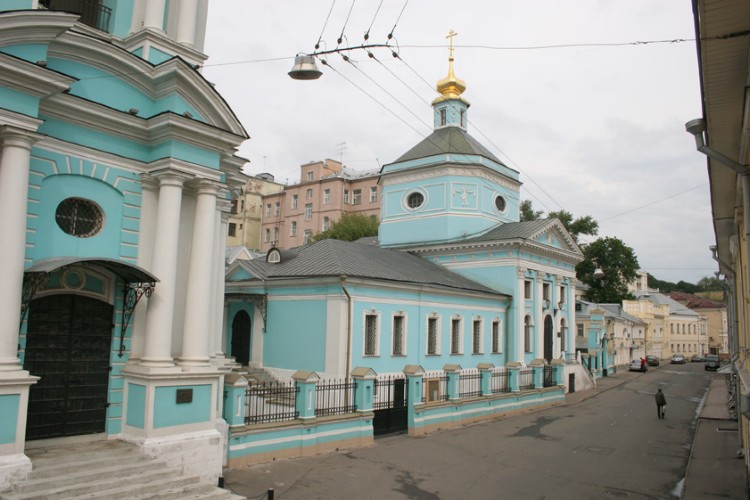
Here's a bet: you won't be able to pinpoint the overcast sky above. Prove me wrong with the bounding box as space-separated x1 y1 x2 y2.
203 0 715 285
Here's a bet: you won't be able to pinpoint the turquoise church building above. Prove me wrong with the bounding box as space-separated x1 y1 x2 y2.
0 0 248 490
225 48 583 389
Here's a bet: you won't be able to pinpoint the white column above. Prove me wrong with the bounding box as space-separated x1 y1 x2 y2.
176 0 199 46
179 181 218 366
131 176 158 360
567 280 576 360
141 173 186 368
0 132 37 372
515 268 526 363
211 204 230 360
143 0 167 30
535 273 543 358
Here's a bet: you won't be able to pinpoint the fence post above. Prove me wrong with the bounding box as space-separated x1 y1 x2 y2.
351 367 377 413
223 373 248 426
551 358 565 385
443 364 462 401
477 363 493 396
530 359 545 388
506 361 521 392
403 365 425 434
292 370 320 420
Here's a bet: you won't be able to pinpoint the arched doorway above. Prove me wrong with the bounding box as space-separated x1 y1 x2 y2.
24 294 113 440
231 310 251 366
543 315 554 362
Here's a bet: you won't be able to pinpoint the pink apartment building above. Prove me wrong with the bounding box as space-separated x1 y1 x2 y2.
260 159 380 251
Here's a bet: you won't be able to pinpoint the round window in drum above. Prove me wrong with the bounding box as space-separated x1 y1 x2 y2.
494 195 506 212
407 191 425 209
55 197 104 238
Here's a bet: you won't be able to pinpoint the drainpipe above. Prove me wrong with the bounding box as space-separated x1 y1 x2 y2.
340 276 352 380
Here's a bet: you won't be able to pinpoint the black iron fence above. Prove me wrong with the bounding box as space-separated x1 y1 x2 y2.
315 379 357 417
458 371 482 398
519 368 535 390
543 365 555 387
245 381 299 424
491 369 510 394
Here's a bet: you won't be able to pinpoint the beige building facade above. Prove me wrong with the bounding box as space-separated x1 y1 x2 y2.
227 173 285 251
259 159 380 251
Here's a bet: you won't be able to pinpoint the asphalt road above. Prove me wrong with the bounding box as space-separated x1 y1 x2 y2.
226 362 713 500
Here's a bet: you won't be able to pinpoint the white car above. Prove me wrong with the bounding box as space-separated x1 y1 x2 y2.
629 359 646 372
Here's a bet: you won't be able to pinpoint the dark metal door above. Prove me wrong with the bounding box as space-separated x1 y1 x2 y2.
373 377 407 436
231 310 251 365
544 315 554 362
24 295 113 440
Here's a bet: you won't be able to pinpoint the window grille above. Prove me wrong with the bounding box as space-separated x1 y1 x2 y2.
364 314 378 356
472 320 482 354
427 317 438 354
55 197 103 238
451 318 461 354
393 316 404 355
491 321 500 353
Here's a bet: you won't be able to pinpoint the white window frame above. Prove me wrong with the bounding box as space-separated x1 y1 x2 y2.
307 171 313 181
290 221 297 237
524 315 532 353
352 189 362 205
304 203 313 220
427 315 440 355
369 186 377 203
524 280 532 299
472 318 483 354
392 314 406 356
273 227 279 243
451 316 463 355
264 228 270 243
323 189 330 205
364 312 380 356
265 204 271 217
303 229 312 244
274 202 280 216
291 194 298 209
322 216 330 231
306 188 313 199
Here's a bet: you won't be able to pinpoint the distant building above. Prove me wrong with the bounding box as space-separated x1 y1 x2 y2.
227 173 284 250
669 291 727 355
259 159 380 250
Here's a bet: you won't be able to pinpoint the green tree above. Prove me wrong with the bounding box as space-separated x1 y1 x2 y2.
520 200 543 221
576 236 639 303
547 210 599 244
311 213 379 242
697 276 724 292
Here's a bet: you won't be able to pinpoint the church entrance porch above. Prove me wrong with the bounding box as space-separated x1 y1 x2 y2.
23 294 113 441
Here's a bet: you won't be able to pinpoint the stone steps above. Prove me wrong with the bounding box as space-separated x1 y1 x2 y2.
2 440 244 500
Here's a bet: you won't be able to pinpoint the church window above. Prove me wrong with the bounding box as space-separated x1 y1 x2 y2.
491 320 501 353
524 316 532 353
460 109 466 128
524 280 532 299
451 318 462 354
472 319 483 354
364 314 379 356
407 192 424 209
440 108 446 126
392 315 405 356
55 197 104 238
228 223 236 237
494 195 506 212
560 320 567 352
427 317 439 355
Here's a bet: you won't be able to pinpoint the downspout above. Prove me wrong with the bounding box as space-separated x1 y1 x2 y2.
340 276 352 380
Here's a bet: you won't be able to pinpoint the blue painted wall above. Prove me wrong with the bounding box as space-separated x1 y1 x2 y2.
0 395 20 445
126 383 146 429
263 296 327 372
154 385 211 428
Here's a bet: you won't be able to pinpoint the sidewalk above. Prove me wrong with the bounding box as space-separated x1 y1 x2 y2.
681 373 747 499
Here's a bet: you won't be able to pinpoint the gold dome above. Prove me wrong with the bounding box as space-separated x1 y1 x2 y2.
433 30 467 104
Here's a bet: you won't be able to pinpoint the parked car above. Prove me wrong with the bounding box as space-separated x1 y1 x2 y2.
691 354 704 362
671 354 686 364
629 359 646 372
646 355 660 367
705 354 720 371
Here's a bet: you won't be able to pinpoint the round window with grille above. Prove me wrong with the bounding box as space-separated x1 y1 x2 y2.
494 195 506 212
55 197 104 238
407 192 424 209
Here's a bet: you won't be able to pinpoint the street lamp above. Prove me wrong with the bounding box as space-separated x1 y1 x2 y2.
288 43 397 81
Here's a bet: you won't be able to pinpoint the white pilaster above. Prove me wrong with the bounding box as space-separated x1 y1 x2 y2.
568 280 576 359
211 203 230 362
179 181 218 367
0 131 36 372
535 273 543 358
515 268 526 363
141 173 186 368
176 0 199 46
143 0 167 31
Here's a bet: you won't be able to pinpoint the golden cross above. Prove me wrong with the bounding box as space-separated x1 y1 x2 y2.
446 30 458 60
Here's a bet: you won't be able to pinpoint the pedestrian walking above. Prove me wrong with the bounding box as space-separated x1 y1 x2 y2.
655 388 667 419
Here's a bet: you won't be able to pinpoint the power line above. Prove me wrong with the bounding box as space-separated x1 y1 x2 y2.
598 183 708 222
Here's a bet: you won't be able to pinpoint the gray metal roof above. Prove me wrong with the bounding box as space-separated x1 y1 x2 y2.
599 304 646 324
463 219 557 243
634 291 699 316
393 126 504 164
233 239 506 296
